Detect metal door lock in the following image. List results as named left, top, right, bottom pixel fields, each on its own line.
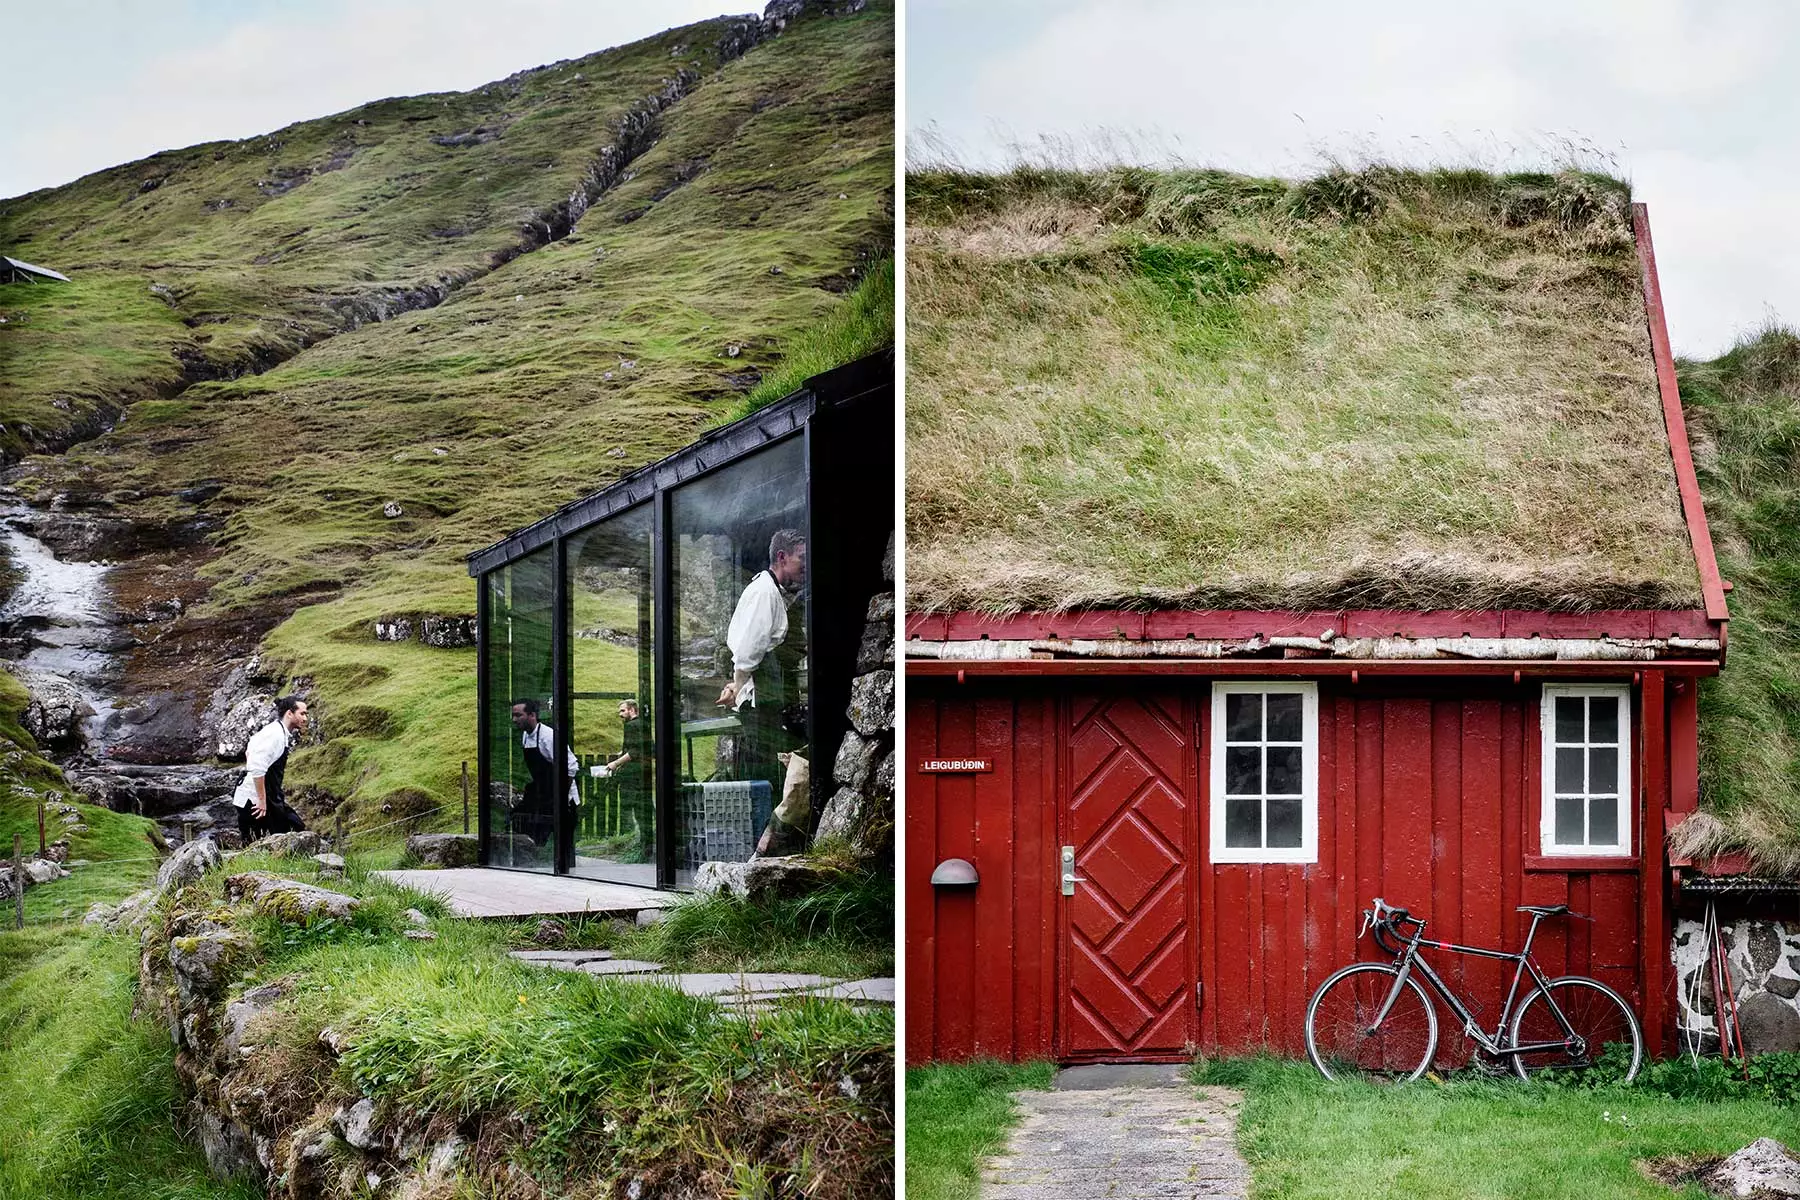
left=1061, top=845, right=1086, bottom=896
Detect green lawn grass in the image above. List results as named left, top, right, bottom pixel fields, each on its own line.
left=0, top=929, right=260, bottom=1200
left=904, top=1060, right=1055, bottom=1200
left=1199, top=1056, right=1800, bottom=1200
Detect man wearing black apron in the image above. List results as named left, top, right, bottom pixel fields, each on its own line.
left=233, top=696, right=310, bottom=843
left=511, top=698, right=576, bottom=858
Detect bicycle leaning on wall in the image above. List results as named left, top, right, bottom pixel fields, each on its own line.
left=1304, top=897, right=1644, bottom=1084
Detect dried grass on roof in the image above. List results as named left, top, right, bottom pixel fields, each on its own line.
left=905, top=164, right=1702, bottom=614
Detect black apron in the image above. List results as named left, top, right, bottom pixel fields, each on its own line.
left=239, top=734, right=299, bottom=842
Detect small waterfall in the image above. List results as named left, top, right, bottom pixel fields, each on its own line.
left=0, top=511, right=122, bottom=746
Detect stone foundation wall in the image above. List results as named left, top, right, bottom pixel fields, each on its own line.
left=813, top=530, right=894, bottom=862
left=1672, top=914, right=1800, bottom=1055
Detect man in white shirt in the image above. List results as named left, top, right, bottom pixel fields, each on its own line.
left=717, top=528, right=807, bottom=713
left=509, top=698, right=578, bottom=852
left=233, top=696, right=309, bottom=844
left=716, top=529, right=807, bottom=850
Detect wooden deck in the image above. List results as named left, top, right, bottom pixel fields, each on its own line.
left=373, top=867, right=680, bottom=918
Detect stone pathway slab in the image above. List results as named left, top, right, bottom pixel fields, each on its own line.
left=579, top=959, right=665, bottom=975
left=510, top=949, right=615, bottom=964
left=981, top=1083, right=1248, bottom=1200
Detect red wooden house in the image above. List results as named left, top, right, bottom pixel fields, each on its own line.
left=904, top=174, right=1726, bottom=1066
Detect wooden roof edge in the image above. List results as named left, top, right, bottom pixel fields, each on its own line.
left=1633, top=202, right=1731, bottom=627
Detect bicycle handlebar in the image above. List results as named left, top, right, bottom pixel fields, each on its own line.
left=1362, top=897, right=1424, bottom=955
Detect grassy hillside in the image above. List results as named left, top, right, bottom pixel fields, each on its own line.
left=0, top=1, right=893, bottom=834
left=906, top=164, right=1697, bottom=614
left=1678, top=326, right=1800, bottom=872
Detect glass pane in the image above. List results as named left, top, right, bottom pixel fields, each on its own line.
left=1225, top=747, right=1261, bottom=796
left=1589, top=796, right=1619, bottom=845
left=1589, top=747, right=1618, bottom=795
left=671, top=437, right=809, bottom=886
left=1267, top=797, right=1303, bottom=848
left=1225, top=692, right=1261, bottom=742
left=1266, top=692, right=1303, bottom=742
left=1266, top=746, right=1302, bottom=796
left=1555, top=696, right=1585, bottom=744
left=1589, top=695, right=1619, bottom=744
left=1555, top=795, right=1585, bottom=846
left=1555, top=747, right=1584, bottom=795
left=568, top=506, right=656, bottom=885
left=485, top=548, right=556, bottom=873
left=1225, top=797, right=1261, bottom=847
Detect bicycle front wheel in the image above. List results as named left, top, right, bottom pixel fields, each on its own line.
left=1305, top=963, right=1439, bottom=1083
left=1508, top=976, right=1643, bottom=1083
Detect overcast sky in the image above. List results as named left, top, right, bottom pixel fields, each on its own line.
left=909, top=0, right=1799, bottom=358
left=1, top=0, right=731, bottom=200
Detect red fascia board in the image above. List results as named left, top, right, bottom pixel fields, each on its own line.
left=1635, top=203, right=1731, bottom=624
left=904, top=608, right=1719, bottom=643
left=905, top=658, right=1721, bottom=679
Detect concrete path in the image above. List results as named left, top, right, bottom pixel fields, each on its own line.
left=981, top=1071, right=1249, bottom=1200
left=373, top=868, right=679, bottom=918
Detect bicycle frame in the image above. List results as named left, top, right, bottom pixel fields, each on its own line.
left=1373, top=912, right=1582, bottom=1057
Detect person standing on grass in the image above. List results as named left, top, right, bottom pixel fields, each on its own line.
left=233, top=696, right=309, bottom=844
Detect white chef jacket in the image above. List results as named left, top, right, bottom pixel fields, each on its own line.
left=521, top=722, right=580, bottom=804
left=724, top=570, right=788, bottom=711
left=233, top=720, right=290, bottom=808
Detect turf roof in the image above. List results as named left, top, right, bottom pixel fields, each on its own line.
left=905, top=165, right=1705, bottom=615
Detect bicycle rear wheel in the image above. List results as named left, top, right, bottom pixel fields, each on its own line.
left=1508, top=976, right=1642, bottom=1083
left=1305, top=963, right=1438, bottom=1083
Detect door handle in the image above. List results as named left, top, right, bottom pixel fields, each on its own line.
left=1061, top=845, right=1085, bottom=896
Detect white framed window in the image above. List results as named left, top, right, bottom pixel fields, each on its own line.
left=1210, top=681, right=1318, bottom=864
left=1540, top=684, right=1632, bottom=856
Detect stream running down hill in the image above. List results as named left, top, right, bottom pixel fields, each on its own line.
left=0, top=506, right=239, bottom=844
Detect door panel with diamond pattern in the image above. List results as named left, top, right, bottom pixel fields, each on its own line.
left=1061, top=692, right=1194, bottom=1059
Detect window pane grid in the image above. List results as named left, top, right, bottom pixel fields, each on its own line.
left=1547, top=691, right=1626, bottom=851
left=1220, top=688, right=1306, bottom=850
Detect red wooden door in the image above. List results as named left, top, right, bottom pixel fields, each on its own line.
left=1060, top=692, right=1196, bottom=1060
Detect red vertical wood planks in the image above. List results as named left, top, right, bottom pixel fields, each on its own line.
left=1642, top=669, right=1670, bottom=1056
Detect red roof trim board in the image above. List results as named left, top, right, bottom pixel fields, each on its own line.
left=906, top=658, right=1722, bottom=679
left=905, top=608, right=1717, bottom=643
left=1634, top=203, right=1731, bottom=625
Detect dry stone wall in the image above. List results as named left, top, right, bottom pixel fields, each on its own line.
left=814, top=530, right=894, bottom=862
left=1673, top=912, right=1800, bottom=1055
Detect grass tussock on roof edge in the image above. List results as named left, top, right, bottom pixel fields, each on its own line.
left=1677, top=325, right=1800, bottom=874
left=905, top=163, right=1703, bottom=615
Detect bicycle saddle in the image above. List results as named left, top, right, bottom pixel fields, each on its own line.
left=1516, top=904, right=1568, bottom=917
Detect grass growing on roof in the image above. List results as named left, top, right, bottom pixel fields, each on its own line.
left=904, top=1060, right=1055, bottom=1200
left=1676, top=325, right=1800, bottom=873
left=905, top=163, right=1700, bottom=613
left=1197, top=1055, right=1800, bottom=1200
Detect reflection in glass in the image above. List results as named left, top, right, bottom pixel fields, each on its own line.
left=1225, top=747, right=1260, bottom=796
left=671, top=436, right=809, bottom=885
left=1226, top=693, right=1261, bottom=742
left=1266, top=693, right=1303, bottom=742
left=485, top=548, right=557, bottom=872
left=1225, top=797, right=1260, bottom=847
left=1556, top=796, right=1585, bottom=846
left=1267, top=797, right=1303, bottom=847
left=568, top=506, right=656, bottom=885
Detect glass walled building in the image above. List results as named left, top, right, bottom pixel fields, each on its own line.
left=468, top=352, right=892, bottom=889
